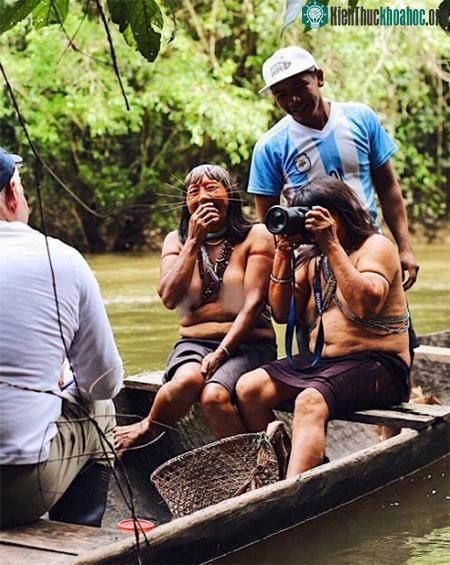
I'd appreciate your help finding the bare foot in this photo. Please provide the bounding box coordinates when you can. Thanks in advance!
[113,419,153,452]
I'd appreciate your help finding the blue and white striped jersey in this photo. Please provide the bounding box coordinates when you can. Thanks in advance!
[248,101,397,222]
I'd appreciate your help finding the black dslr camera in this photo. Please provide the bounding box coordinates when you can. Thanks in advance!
[265,205,313,242]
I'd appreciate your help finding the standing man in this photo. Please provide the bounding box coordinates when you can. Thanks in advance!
[248,46,419,289]
[0,148,123,529]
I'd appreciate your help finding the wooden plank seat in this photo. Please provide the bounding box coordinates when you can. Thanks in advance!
[123,368,449,430]
[0,519,130,564]
[123,345,450,430]
[337,403,450,429]
[123,344,450,393]
[413,344,450,364]
[124,370,164,392]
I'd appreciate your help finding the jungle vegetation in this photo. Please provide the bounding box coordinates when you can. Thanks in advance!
[0,0,448,251]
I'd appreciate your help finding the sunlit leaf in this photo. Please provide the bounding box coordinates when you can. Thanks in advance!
[122,23,137,49]
[0,0,40,35]
[163,0,181,44]
[282,0,305,34]
[32,0,69,29]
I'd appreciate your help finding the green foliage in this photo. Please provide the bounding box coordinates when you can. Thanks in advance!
[0,0,40,34]
[0,0,165,62]
[32,0,69,28]
[0,0,447,251]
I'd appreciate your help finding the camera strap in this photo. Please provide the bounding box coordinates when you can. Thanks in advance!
[286,255,325,370]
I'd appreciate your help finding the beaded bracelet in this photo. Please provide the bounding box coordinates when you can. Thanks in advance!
[270,273,294,284]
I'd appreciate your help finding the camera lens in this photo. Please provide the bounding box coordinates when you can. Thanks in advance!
[265,206,288,234]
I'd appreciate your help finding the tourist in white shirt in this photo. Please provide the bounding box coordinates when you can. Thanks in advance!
[0,147,123,529]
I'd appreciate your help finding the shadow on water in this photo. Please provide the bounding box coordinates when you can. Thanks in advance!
[216,456,450,565]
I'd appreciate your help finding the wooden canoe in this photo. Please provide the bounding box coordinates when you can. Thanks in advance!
[1,331,449,564]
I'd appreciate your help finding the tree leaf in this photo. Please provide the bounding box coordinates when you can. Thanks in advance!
[32,0,69,29]
[107,0,162,62]
[349,0,359,9]
[106,0,129,33]
[162,0,181,44]
[0,0,41,35]
[122,23,137,49]
[282,0,305,34]
[128,0,163,62]
[438,0,449,34]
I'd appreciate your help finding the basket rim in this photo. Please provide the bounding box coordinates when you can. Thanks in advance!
[150,431,270,481]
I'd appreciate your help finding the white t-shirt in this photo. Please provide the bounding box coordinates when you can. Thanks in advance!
[0,221,123,464]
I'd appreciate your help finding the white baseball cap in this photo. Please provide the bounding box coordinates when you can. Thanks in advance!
[259,46,318,94]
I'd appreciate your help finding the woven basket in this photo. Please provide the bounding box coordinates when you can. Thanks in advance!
[150,432,279,518]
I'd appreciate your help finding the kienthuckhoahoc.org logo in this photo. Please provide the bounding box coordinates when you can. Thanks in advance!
[330,6,449,28]
[300,2,449,29]
[302,0,329,30]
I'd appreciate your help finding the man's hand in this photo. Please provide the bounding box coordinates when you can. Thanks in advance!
[200,348,229,379]
[274,233,303,254]
[399,249,419,290]
[304,206,339,253]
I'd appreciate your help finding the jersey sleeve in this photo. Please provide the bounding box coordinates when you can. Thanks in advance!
[248,139,284,196]
[67,252,123,401]
[364,105,398,169]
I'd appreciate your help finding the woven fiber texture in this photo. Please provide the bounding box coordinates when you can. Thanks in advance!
[151,432,279,518]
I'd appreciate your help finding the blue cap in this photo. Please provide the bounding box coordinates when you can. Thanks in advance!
[0,147,23,191]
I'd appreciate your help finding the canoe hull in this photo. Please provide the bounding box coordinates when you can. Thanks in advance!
[78,422,449,564]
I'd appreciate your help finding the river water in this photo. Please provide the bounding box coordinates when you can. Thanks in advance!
[217,456,450,565]
[88,244,450,376]
[87,243,449,564]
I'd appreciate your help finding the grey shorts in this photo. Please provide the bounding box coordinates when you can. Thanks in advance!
[164,338,277,397]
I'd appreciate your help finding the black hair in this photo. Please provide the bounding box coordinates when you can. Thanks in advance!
[293,176,378,264]
[177,164,253,244]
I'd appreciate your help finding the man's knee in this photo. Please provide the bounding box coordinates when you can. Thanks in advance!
[294,388,329,422]
[199,383,231,413]
[235,370,266,405]
[167,365,204,399]
[91,399,116,435]
[62,398,117,462]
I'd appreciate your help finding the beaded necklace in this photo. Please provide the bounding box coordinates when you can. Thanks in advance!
[322,255,409,333]
[197,239,234,305]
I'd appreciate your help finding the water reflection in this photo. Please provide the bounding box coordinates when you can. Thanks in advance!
[217,456,449,564]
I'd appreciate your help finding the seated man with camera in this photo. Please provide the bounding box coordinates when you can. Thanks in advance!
[236,176,411,477]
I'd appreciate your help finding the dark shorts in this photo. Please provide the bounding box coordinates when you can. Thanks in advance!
[164,338,277,397]
[261,351,410,419]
